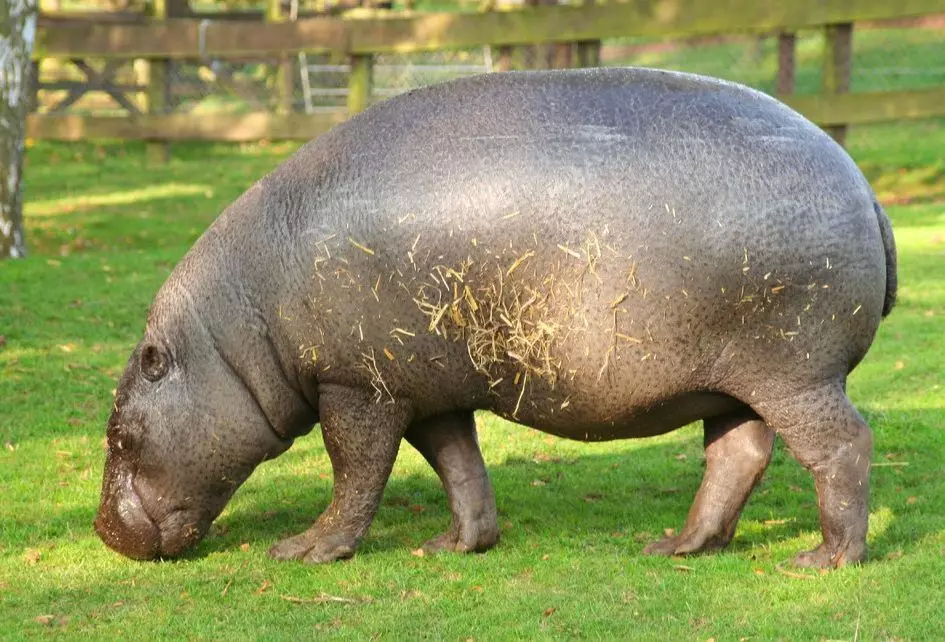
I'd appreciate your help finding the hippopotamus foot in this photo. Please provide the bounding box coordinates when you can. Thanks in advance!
[644,408,774,557]
[405,411,499,554]
[752,381,872,569]
[268,384,413,564]
[269,526,357,563]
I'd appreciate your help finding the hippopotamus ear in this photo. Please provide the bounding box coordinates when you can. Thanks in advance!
[140,344,169,381]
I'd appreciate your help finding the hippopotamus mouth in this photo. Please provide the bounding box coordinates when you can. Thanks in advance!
[95,466,209,561]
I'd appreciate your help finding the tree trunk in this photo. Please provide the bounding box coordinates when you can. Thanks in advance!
[1,0,37,260]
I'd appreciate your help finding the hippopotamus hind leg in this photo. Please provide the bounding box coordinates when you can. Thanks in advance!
[405,411,500,554]
[268,384,413,564]
[752,381,872,568]
[644,407,775,556]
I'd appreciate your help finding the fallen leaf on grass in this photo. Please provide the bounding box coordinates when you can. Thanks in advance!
[4,442,15,452]
[907,496,918,505]
[894,360,905,370]
[583,493,603,502]
[24,549,41,565]
[240,542,250,552]
[541,554,550,561]
[886,550,904,560]
[531,479,547,487]
[753,568,765,576]
[256,580,272,595]
[408,504,425,513]
[673,565,694,573]
[34,615,55,626]
[542,607,556,617]
[0,335,6,348]
[411,548,425,557]
[663,528,676,538]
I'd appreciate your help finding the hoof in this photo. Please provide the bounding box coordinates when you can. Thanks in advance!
[421,531,465,554]
[643,530,727,557]
[792,543,865,569]
[269,529,357,564]
[420,525,499,555]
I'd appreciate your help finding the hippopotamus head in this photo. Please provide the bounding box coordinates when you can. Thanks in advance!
[94,239,314,560]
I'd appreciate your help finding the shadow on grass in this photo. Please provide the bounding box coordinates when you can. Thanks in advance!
[3,400,938,567]
[176,405,944,566]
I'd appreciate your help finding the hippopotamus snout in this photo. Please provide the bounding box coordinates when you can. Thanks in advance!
[95,461,213,560]
[94,465,160,560]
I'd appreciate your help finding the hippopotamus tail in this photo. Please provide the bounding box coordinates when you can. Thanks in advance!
[874,199,898,317]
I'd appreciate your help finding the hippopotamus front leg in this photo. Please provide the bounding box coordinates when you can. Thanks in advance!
[269,384,413,564]
[405,411,500,554]
[644,407,775,556]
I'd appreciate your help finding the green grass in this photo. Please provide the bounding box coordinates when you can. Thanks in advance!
[2,118,944,639]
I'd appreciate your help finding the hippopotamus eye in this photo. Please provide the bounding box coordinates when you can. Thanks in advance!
[140,344,169,382]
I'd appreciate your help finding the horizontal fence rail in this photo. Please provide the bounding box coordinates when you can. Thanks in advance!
[33,0,945,58]
[26,0,945,146]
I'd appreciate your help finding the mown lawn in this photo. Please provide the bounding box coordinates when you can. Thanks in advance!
[1,112,943,639]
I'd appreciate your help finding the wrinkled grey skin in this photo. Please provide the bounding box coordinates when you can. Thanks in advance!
[96,67,897,568]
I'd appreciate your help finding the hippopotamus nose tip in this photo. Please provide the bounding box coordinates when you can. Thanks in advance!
[94,476,161,561]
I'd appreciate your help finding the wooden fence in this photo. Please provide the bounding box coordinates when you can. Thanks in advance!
[26,0,945,147]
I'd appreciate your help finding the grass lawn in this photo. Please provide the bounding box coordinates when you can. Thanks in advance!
[1,114,943,639]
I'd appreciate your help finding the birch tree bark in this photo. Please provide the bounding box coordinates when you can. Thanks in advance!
[0,0,38,259]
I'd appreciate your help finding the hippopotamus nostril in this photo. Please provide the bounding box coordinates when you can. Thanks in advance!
[106,422,133,454]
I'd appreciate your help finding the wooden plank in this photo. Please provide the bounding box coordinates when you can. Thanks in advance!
[145,0,170,163]
[268,0,295,116]
[26,112,347,141]
[575,39,600,68]
[36,17,347,58]
[27,88,945,143]
[821,22,853,144]
[34,0,945,59]
[784,87,945,126]
[776,32,796,95]
[344,0,945,54]
[347,54,373,115]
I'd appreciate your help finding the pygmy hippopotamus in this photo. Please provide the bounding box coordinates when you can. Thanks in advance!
[95,67,897,569]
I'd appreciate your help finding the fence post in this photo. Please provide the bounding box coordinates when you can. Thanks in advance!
[576,40,601,67]
[575,0,600,68]
[144,0,170,164]
[268,0,295,116]
[552,42,573,69]
[822,23,853,146]
[347,54,373,115]
[776,32,796,95]
[495,46,513,72]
